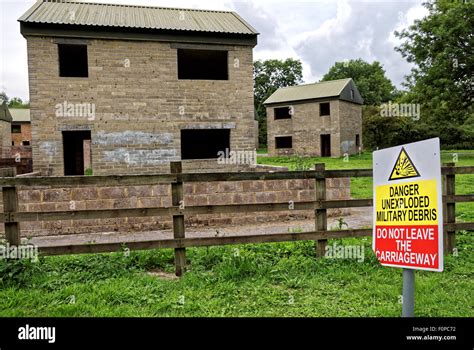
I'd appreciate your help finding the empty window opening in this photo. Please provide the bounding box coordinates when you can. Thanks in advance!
[178,49,228,80]
[11,125,21,133]
[181,129,230,160]
[356,134,360,148]
[22,140,31,146]
[320,134,331,157]
[274,107,292,120]
[320,103,330,116]
[351,89,355,100]
[58,44,88,78]
[62,131,91,176]
[275,136,292,149]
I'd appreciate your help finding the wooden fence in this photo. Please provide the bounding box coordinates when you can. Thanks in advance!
[0,162,473,276]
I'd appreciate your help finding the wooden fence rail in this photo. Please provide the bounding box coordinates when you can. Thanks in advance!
[1,163,473,276]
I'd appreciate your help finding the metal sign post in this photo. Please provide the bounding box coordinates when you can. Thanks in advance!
[402,269,415,317]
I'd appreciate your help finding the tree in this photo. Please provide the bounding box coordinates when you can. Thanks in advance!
[321,59,395,105]
[362,105,423,150]
[8,97,29,109]
[0,92,29,108]
[0,91,8,104]
[254,59,303,147]
[395,0,474,148]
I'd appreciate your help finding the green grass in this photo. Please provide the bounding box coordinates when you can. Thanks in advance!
[258,151,474,222]
[0,232,472,317]
[0,150,472,317]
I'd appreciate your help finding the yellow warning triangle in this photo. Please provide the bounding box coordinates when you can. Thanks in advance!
[389,147,420,181]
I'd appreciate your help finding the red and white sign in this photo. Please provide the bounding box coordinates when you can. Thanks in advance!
[372,138,444,272]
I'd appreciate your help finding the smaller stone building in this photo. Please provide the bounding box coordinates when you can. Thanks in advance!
[264,78,363,157]
[0,102,12,158]
[10,108,32,159]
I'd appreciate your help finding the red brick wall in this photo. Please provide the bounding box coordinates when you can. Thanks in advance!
[11,123,32,147]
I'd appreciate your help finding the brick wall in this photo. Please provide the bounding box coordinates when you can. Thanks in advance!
[26,37,256,176]
[11,146,32,160]
[266,99,362,157]
[11,123,32,146]
[0,178,350,238]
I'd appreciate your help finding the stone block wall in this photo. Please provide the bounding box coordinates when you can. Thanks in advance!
[26,36,256,176]
[0,178,350,238]
[0,119,11,158]
[266,99,362,157]
[339,100,363,155]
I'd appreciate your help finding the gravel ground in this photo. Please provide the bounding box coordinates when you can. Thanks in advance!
[30,207,373,248]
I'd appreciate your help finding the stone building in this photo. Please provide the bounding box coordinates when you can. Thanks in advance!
[19,0,258,176]
[10,108,32,159]
[0,102,12,158]
[264,78,363,157]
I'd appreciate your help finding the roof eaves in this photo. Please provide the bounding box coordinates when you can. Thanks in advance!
[264,95,341,106]
[230,12,259,35]
[336,78,352,95]
[18,0,43,22]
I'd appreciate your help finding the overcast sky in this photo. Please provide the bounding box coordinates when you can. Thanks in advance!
[0,0,428,101]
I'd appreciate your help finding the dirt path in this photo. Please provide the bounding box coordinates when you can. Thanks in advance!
[31,207,373,248]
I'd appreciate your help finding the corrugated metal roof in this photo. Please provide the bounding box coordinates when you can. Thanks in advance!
[264,78,357,105]
[9,109,31,123]
[18,0,258,35]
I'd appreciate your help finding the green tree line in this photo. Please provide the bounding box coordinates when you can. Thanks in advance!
[254,0,473,150]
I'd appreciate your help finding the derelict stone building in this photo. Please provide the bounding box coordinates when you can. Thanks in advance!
[19,0,258,176]
[264,78,363,157]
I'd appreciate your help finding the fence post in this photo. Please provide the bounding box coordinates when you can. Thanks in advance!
[170,161,186,276]
[443,162,456,254]
[1,168,21,247]
[315,163,327,258]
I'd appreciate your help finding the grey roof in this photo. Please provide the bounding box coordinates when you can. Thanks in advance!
[263,78,364,105]
[9,109,31,123]
[18,0,258,35]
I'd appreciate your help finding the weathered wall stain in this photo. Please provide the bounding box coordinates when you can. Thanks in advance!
[94,131,174,146]
[103,148,178,166]
[38,141,59,163]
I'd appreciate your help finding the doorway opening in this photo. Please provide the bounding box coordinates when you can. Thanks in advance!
[320,134,331,157]
[62,131,91,175]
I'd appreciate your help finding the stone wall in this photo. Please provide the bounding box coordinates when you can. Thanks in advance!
[26,36,256,176]
[0,178,350,238]
[266,99,362,157]
[339,100,363,155]
[0,119,11,158]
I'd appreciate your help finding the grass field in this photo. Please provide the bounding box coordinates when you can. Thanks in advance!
[0,150,472,317]
[258,150,474,222]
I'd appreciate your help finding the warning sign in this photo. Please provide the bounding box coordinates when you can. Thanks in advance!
[373,138,443,272]
[388,147,420,181]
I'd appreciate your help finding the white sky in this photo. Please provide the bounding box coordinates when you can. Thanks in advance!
[0,0,428,101]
